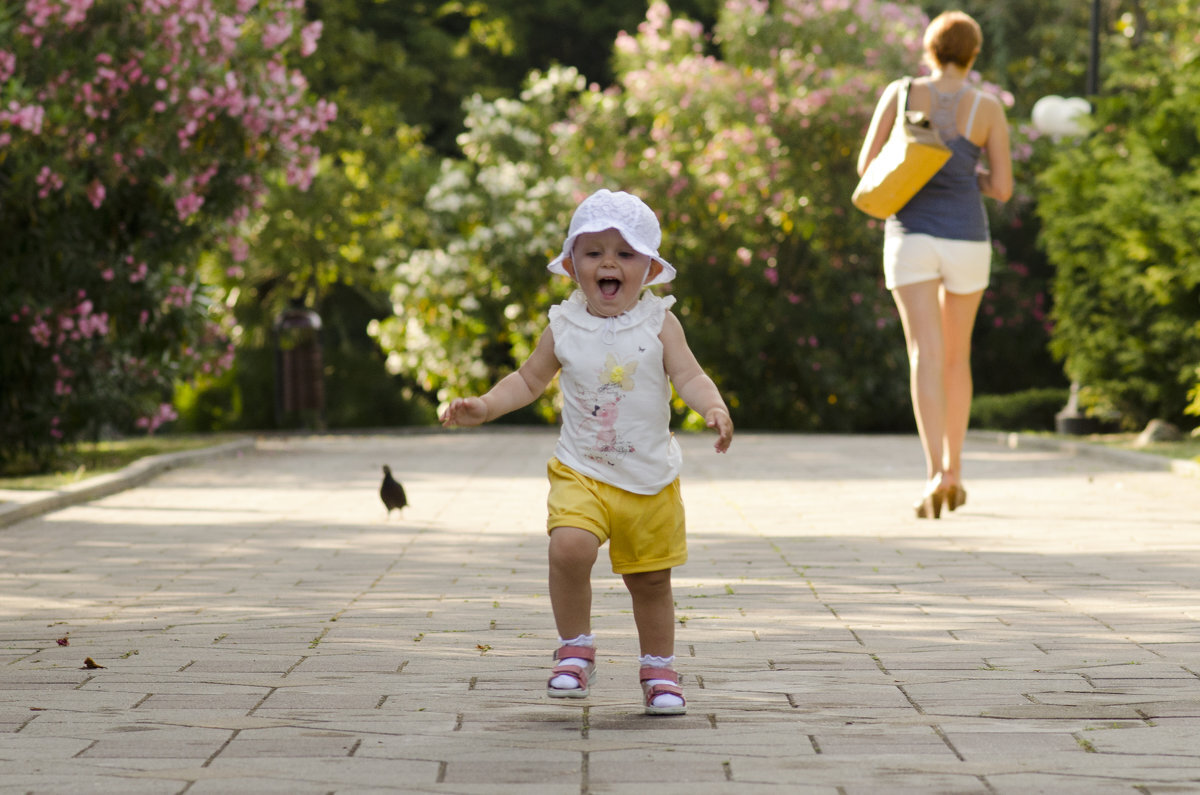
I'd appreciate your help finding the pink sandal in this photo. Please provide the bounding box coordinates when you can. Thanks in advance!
[547,645,595,699]
[640,665,687,715]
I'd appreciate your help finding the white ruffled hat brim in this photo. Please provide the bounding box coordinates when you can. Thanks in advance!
[547,189,676,286]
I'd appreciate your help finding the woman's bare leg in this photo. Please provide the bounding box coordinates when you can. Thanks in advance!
[940,288,984,490]
[891,279,946,486]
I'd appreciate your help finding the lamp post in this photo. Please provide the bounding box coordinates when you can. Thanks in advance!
[1088,0,1101,96]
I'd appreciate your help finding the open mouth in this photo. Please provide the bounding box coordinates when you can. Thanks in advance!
[598,278,622,298]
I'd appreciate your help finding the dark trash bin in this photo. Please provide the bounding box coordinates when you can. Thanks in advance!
[274,304,325,430]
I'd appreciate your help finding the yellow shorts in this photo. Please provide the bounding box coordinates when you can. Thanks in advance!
[546,457,687,575]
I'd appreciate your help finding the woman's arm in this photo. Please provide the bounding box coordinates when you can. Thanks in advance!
[857,80,902,177]
[977,94,1013,202]
[660,312,733,452]
[440,327,560,427]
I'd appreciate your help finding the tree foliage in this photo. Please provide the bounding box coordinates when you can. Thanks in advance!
[373,0,951,431]
[1037,0,1200,428]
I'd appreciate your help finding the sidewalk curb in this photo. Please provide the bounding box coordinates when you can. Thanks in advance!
[0,437,257,529]
[973,430,1200,479]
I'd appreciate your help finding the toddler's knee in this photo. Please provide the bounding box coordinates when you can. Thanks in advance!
[624,568,672,591]
[549,527,600,567]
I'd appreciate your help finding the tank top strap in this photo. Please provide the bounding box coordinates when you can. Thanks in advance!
[964,90,984,139]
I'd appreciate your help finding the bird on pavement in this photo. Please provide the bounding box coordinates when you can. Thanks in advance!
[380,465,408,517]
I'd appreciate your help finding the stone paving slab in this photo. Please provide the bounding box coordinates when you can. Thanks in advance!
[2,429,1200,793]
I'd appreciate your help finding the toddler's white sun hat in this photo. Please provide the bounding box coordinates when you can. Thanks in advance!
[547,189,676,286]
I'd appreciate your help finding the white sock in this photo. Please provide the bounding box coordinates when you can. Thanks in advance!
[640,654,684,708]
[550,633,595,691]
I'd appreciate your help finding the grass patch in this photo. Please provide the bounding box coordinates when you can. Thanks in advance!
[0,434,242,491]
[1093,434,1200,462]
[1010,430,1200,463]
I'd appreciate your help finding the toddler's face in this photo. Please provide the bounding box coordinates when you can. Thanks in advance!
[565,228,660,317]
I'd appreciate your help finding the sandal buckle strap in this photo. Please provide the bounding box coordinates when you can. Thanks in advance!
[554,645,596,662]
[638,666,678,683]
[645,682,684,699]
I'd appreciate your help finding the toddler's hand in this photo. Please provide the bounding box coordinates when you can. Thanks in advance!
[440,397,488,428]
[706,407,733,453]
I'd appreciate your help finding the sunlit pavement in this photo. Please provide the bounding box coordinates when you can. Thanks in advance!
[2,429,1199,793]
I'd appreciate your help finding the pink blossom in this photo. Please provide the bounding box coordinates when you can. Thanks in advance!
[29,318,52,346]
[4,102,46,133]
[174,192,205,220]
[228,238,249,262]
[0,51,15,82]
[35,165,63,198]
[299,21,323,56]
[136,402,179,434]
[86,179,106,208]
[262,21,292,49]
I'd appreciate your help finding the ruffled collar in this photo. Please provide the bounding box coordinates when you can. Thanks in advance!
[554,290,676,344]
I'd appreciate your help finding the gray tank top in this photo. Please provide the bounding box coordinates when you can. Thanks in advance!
[885,82,988,242]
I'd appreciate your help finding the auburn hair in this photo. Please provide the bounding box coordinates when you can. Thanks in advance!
[923,11,982,68]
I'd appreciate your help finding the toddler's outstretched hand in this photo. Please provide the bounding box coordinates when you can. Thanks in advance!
[706,407,733,453]
[441,397,488,428]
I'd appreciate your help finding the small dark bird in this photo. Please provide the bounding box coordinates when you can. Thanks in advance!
[380,465,408,517]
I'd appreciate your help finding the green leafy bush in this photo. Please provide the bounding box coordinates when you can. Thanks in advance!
[1036,5,1200,428]
[970,388,1070,431]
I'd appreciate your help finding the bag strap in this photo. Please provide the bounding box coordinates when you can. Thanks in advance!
[893,77,913,133]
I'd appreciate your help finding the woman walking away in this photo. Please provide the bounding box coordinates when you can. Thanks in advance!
[856,10,1012,518]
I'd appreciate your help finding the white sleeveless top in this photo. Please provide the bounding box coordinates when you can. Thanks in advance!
[549,290,683,495]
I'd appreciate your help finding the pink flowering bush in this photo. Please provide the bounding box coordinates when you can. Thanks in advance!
[0,0,335,468]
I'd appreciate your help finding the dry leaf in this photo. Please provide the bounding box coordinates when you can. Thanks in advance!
[56,636,69,646]
[82,657,105,669]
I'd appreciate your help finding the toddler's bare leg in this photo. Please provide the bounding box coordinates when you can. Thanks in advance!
[548,527,600,638]
[623,568,675,657]
[625,568,685,711]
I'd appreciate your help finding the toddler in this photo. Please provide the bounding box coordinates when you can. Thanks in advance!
[440,188,733,715]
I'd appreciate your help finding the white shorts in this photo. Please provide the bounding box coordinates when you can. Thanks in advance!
[883,233,991,294]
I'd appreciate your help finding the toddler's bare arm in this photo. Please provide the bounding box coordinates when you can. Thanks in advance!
[441,329,560,427]
[660,312,733,452]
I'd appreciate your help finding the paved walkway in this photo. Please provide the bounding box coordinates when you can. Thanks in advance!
[1,430,1199,794]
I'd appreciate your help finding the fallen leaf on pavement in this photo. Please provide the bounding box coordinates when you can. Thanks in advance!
[82,657,105,669]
